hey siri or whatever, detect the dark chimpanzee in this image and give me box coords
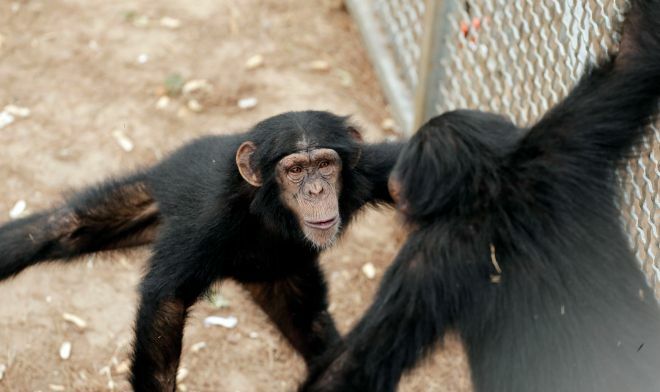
[301,1,660,391]
[0,110,402,391]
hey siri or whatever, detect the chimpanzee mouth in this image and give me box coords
[304,216,339,230]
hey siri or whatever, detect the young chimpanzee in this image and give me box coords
[0,110,402,391]
[301,1,660,391]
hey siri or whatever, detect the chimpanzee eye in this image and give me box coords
[319,161,329,168]
[289,166,303,174]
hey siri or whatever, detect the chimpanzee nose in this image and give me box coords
[307,182,324,196]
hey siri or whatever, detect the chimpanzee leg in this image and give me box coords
[129,250,217,391]
[242,260,340,367]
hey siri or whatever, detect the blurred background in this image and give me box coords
[0,0,657,391]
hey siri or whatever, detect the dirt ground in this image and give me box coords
[0,0,471,391]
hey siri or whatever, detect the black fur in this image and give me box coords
[301,2,660,391]
[0,110,402,391]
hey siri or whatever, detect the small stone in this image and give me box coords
[2,105,29,117]
[190,341,207,353]
[249,331,259,339]
[308,60,330,71]
[9,200,26,219]
[203,315,238,328]
[182,79,212,96]
[137,53,149,64]
[88,40,99,51]
[0,111,14,129]
[112,130,134,152]
[0,363,6,380]
[49,385,65,391]
[361,263,376,279]
[237,97,258,110]
[62,313,87,329]
[156,96,170,109]
[176,367,189,382]
[245,54,264,70]
[59,341,72,360]
[115,360,130,374]
[160,17,181,29]
[187,99,203,112]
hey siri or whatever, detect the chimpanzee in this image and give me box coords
[301,1,660,391]
[0,110,402,391]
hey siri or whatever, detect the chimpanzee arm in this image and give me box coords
[515,0,660,172]
[300,231,482,392]
[355,141,404,204]
[130,224,221,392]
[242,259,340,367]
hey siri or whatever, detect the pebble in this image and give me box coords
[203,315,237,328]
[160,17,181,29]
[245,54,264,70]
[237,97,258,110]
[361,262,376,279]
[59,341,72,360]
[9,200,26,219]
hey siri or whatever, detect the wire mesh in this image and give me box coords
[373,0,426,95]
[354,0,659,296]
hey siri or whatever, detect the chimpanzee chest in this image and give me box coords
[224,234,318,283]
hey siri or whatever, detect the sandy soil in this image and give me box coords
[0,0,471,391]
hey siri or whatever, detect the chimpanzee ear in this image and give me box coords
[347,126,364,143]
[236,141,262,187]
[347,126,363,167]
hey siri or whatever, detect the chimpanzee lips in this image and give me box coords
[304,216,338,230]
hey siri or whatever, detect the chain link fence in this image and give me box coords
[347,0,659,296]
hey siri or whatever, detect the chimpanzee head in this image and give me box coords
[388,109,521,224]
[235,111,362,249]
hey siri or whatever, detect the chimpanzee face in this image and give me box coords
[235,142,344,249]
[275,148,342,248]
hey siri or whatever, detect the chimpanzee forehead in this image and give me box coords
[278,148,340,167]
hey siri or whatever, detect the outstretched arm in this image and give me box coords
[300,231,483,392]
[515,0,660,172]
[355,141,404,204]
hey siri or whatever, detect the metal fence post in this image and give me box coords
[413,0,455,131]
